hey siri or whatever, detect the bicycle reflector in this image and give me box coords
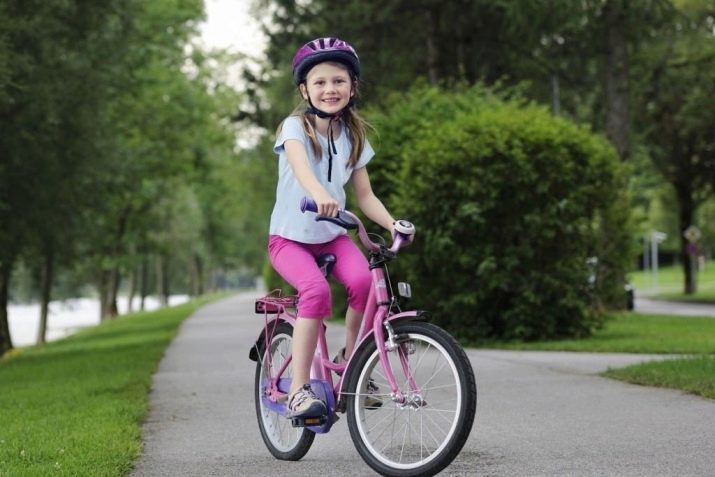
[398,282,412,298]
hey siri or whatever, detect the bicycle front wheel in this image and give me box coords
[345,321,476,476]
[254,321,315,460]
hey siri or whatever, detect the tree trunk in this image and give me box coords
[36,247,54,345]
[107,265,120,318]
[551,74,561,116]
[191,253,204,296]
[676,183,697,294]
[425,8,439,85]
[104,206,130,319]
[127,266,137,313]
[604,0,630,160]
[0,260,14,355]
[156,255,169,306]
[98,270,108,321]
[140,256,149,311]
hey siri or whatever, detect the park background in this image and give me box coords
[2,0,714,351]
[2,1,715,475]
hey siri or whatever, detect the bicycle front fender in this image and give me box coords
[356,309,431,352]
[385,309,431,327]
[248,314,296,362]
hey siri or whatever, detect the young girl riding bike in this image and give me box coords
[268,37,399,419]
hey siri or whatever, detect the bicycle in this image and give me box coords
[249,198,477,477]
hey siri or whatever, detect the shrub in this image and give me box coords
[372,84,632,341]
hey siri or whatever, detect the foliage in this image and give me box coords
[366,80,523,211]
[0,0,250,352]
[380,84,631,341]
[629,1,715,292]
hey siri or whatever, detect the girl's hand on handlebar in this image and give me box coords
[312,192,339,218]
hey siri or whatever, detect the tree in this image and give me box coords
[0,0,135,351]
[632,1,715,293]
[0,0,242,352]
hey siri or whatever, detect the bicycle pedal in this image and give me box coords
[290,414,328,428]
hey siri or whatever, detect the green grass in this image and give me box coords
[616,264,715,397]
[486,312,715,400]
[604,355,715,399]
[0,294,222,476]
[629,264,715,301]
[489,312,715,354]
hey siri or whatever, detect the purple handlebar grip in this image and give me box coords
[300,197,318,213]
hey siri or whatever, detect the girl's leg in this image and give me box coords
[268,236,331,395]
[290,318,322,394]
[324,235,372,358]
[344,306,363,358]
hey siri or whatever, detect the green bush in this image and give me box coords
[368,81,519,214]
[371,84,633,341]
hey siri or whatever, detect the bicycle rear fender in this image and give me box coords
[248,314,296,362]
[338,310,430,395]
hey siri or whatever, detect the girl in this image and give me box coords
[268,37,397,418]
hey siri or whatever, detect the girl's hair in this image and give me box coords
[297,108,369,169]
[277,63,371,169]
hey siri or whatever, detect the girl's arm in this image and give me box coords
[284,139,339,217]
[351,166,395,233]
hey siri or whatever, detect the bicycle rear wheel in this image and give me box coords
[345,321,476,476]
[255,321,315,460]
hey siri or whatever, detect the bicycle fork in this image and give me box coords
[373,309,423,406]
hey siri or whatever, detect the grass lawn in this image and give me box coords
[604,355,715,400]
[0,294,223,476]
[490,312,715,354]
[629,264,715,301]
[487,312,715,400]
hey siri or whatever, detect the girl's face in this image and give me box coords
[300,62,354,115]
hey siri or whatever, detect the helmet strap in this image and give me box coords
[305,98,355,182]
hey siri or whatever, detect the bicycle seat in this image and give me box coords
[316,254,336,278]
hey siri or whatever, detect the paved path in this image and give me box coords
[131,293,715,476]
[634,297,715,318]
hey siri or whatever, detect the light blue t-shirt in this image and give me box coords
[269,115,374,244]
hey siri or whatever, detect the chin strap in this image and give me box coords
[306,99,354,182]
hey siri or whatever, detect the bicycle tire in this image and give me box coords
[345,321,476,476]
[254,321,315,460]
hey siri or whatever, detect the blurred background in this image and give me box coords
[1,0,713,351]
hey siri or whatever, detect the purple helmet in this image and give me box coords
[292,37,360,85]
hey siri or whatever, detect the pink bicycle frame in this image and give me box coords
[253,199,423,413]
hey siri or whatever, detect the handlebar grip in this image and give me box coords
[300,197,318,213]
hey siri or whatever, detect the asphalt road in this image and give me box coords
[130,293,715,477]
[634,297,715,318]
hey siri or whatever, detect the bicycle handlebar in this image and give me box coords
[300,197,414,254]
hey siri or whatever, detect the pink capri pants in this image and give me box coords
[268,234,372,319]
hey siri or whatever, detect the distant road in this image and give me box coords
[634,296,715,318]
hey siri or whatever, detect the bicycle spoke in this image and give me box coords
[348,324,476,474]
[421,406,451,440]
[398,411,412,463]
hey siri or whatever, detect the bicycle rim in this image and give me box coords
[347,322,476,475]
[255,322,314,459]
